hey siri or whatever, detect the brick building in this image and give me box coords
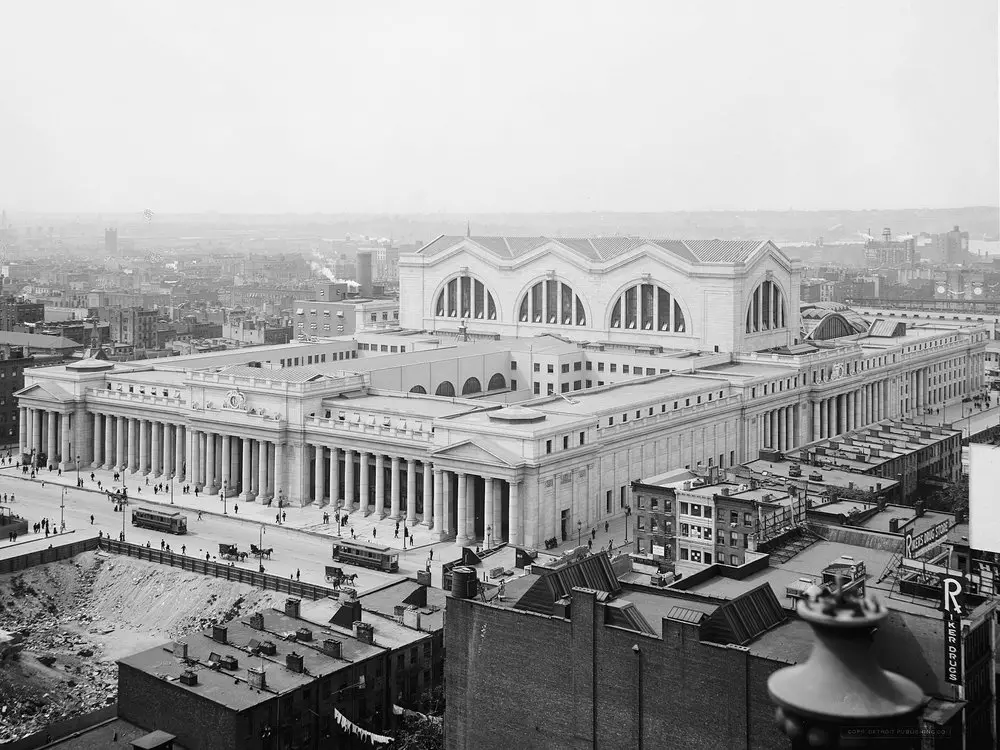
[102,307,159,350]
[0,344,31,447]
[117,596,439,750]
[0,296,44,331]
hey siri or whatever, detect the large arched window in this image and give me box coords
[487,373,507,391]
[461,377,482,395]
[517,279,587,326]
[433,273,498,320]
[745,279,787,333]
[609,283,687,333]
[435,381,456,397]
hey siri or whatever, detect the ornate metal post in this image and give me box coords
[768,585,925,748]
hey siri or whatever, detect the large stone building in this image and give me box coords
[14,237,989,549]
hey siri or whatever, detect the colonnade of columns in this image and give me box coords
[307,443,520,546]
[19,407,73,469]
[761,405,799,452]
[185,431,278,503]
[811,380,891,441]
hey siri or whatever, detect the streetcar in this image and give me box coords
[131,507,188,535]
[331,539,399,572]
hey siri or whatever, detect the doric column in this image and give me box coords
[220,434,231,495]
[313,444,326,504]
[113,416,124,471]
[432,468,445,539]
[329,446,340,509]
[509,480,522,546]
[784,407,793,450]
[456,473,470,545]
[484,477,495,547]
[59,413,71,470]
[762,411,771,448]
[812,401,821,441]
[390,456,401,520]
[405,459,417,525]
[175,425,186,482]
[250,439,259,499]
[190,430,201,487]
[18,407,27,457]
[257,440,269,501]
[273,441,285,504]
[90,413,101,467]
[344,449,356,511]
[205,431,216,492]
[421,463,433,527]
[47,411,58,467]
[137,419,149,475]
[375,454,386,517]
[31,408,41,454]
[359,451,370,515]
[150,420,161,477]
[162,424,173,479]
[240,438,253,501]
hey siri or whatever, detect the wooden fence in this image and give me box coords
[0,536,99,575]
[97,538,340,600]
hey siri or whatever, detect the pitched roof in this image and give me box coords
[216,364,328,383]
[417,236,769,265]
[0,331,81,349]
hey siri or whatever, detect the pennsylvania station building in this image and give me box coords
[15,236,989,550]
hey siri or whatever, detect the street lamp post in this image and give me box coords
[577,519,582,548]
[623,505,632,545]
[768,583,924,748]
[486,525,492,549]
[75,454,80,486]
[60,487,67,532]
[258,524,266,572]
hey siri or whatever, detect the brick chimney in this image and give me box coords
[353,621,374,645]
[322,639,343,658]
[249,612,264,630]
[212,625,227,644]
[285,598,301,619]
[286,652,304,673]
[248,666,266,690]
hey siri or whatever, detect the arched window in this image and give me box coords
[517,279,587,326]
[409,385,427,394]
[745,279,787,333]
[461,377,482,395]
[433,273,498,320]
[609,283,687,333]
[487,373,507,391]
[435,381,456,397]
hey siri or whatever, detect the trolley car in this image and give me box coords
[331,539,399,572]
[131,507,188,535]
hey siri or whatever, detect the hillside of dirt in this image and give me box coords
[0,551,287,744]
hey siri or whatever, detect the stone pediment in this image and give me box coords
[15,383,73,404]
[431,439,520,468]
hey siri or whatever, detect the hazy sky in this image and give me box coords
[2,1,997,214]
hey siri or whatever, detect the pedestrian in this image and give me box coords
[182,545,186,555]
[592,528,596,540]
[403,526,409,538]
[394,528,399,539]
[296,568,300,581]
[90,472,95,481]
[206,552,210,561]
[282,511,286,522]
[198,511,203,521]
[90,514,94,525]
[234,504,238,514]
[195,487,199,497]
[351,528,356,539]
[276,512,281,524]
[58,468,61,476]
[161,539,165,550]
[429,549,433,561]
[605,521,609,533]
[588,539,593,550]
[373,528,377,538]
[145,477,149,486]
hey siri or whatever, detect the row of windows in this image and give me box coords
[357,343,406,354]
[297,322,345,332]
[279,351,357,367]
[603,392,727,426]
[544,431,587,454]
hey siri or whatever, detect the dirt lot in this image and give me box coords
[0,551,287,744]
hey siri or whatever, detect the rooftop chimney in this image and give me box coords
[248,667,266,690]
[402,606,422,631]
[353,621,375,645]
[295,627,313,642]
[173,642,188,659]
[284,598,301,619]
[212,625,227,644]
[286,652,304,674]
[322,639,343,659]
[249,613,264,630]
[179,670,198,686]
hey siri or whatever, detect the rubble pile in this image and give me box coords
[0,552,285,743]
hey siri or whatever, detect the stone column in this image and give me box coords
[47,411,58,467]
[250,440,259,499]
[456,473,470,545]
[432,468,445,540]
[421,463,433,527]
[151,420,161,477]
[18,407,27,457]
[313,444,325,504]
[205,431,216,492]
[137,419,149,475]
[812,402,821,441]
[176,425,186,482]
[273,441,286,505]
[162,424,173,479]
[241,438,253,502]
[359,451,371,515]
[390,456,401,520]
[31,408,41,455]
[90,413,101,467]
[190,430,201,487]
[344,449,356,511]
[784,407,793,450]
[484,477,495,547]
[114,416,125,471]
[762,411,770,448]
[329,446,340,509]
[103,414,121,471]
[509,480,522,546]
[257,440,269,502]
[374,454,386,517]
[221,434,231,495]
[59,413,71,470]
[405,459,417,525]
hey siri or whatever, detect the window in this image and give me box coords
[680,547,689,561]
[690,504,701,517]
[743,512,752,526]
[511,361,518,371]
[546,440,552,454]
[574,361,582,371]
[561,383,569,393]
[717,529,726,545]
[579,431,585,445]
[533,363,540,372]
[609,282,688,333]
[573,380,581,391]
[586,362,593,371]
[610,364,617,373]
[563,436,569,450]
[623,365,630,374]
[646,368,655,376]
[547,364,554,374]
[637,515,646,531]
[533,383,540,394]
[680,502,689,515]
[598,362,605,372]
[650,496,659,510]
[586,380,592,388]
[561,364,570,373]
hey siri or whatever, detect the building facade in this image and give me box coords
[14,237,989,550]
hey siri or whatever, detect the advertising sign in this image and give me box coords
[944,617,963,685]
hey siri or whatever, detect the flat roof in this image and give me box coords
[324,393,475,419]
[357,579,447,633]
[525,375,729,415]
[699,362,797,378]
[742,459,899,493]
[621,589,718,636]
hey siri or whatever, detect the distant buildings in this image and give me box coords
[101,306,159,351]
[863,228,916,268]
[0,296,44,331]
[0,344,31,447]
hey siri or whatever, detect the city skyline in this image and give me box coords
[2,0,997,215]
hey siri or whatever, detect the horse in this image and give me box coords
[260,547,273,559]
[238,551,249,562]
